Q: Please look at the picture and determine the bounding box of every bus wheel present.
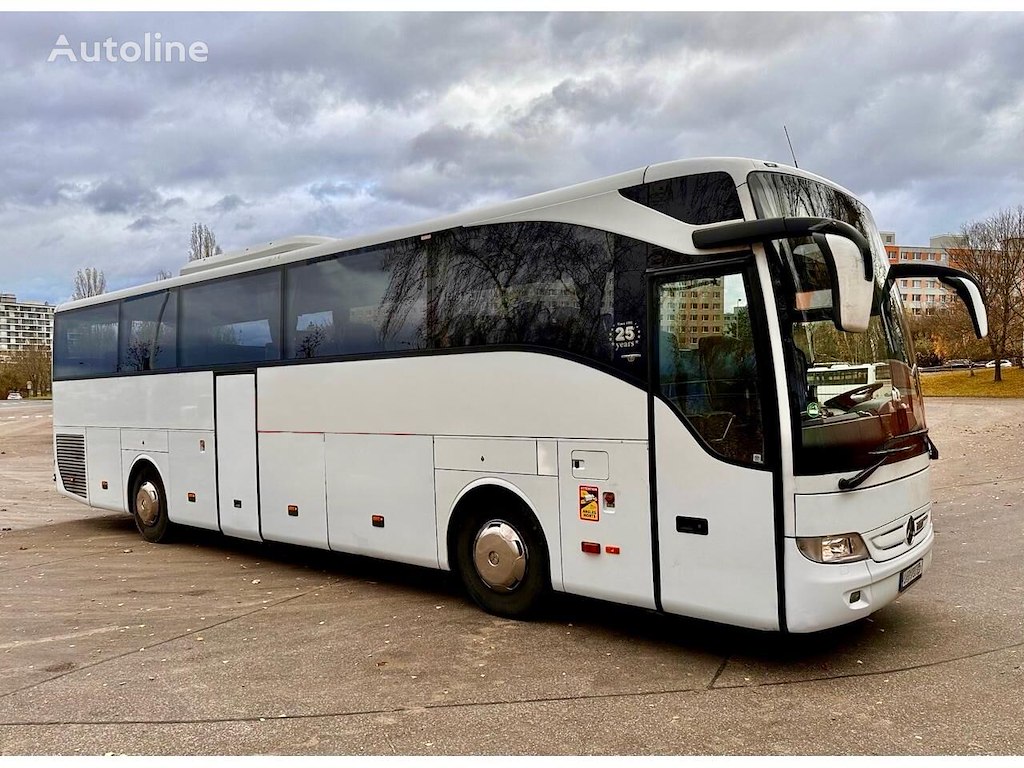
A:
[131,468,172,543]
[454,503,550,619]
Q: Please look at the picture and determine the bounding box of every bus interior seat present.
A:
[658,330,679,375]
[698,335,751,413]
[659,330,713,414]
[788,341,811,412]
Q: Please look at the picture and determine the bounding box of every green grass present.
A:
[920,366,1024,398]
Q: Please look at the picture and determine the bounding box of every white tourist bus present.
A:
[806,361,892,404]
[52,158,988,632]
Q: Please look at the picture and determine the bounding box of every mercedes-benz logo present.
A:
[905,517,916,546]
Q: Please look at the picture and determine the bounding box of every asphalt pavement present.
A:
[0,398,1021,755]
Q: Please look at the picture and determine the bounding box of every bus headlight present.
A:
[796,533,869,564]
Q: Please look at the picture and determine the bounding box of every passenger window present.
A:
[119,290,177,372]
[285,242,427,359]
[657,271,765,464]
[180,271,281,368]
[53,303,119,379]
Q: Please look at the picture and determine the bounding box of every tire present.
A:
[453,500,550,619]
[130,467,172,543]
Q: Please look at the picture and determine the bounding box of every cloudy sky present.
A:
[3,12,1023,305]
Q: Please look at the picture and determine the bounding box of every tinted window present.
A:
[285,240,426,359]
[620,172,743,225]
[379,222,647,381]
[180,271,281,367]
[53,223,651,385]
[119,290,177,372]
[656,270,765,465]
[53,303,119,379]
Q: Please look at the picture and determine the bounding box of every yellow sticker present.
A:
[579,485,599,522]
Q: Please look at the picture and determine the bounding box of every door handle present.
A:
[676,516,708,535]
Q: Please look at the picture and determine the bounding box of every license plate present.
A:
[899,559,924,591]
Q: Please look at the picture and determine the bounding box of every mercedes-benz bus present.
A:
[51,158,987,632]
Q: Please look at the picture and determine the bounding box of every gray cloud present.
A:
[126,214,176,232]
[82,178,161,215]
[208,194,248,213]
[2,12,1024,303]
[308,181,358,202]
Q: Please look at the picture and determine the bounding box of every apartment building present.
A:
[0,293,55,356]
[880,232,960,314]
[658,278,726,349]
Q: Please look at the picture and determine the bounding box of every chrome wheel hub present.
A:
[135,481,160,526]
[473,520,528,592]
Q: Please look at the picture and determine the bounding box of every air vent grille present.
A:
[55,434,87,498]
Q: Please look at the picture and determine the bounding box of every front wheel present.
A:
[130,468,172,543]
[454,503,550,619]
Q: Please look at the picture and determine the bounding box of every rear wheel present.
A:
[454,501,550,618]
[131,468,172,543]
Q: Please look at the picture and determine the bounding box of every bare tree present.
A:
[72,267,106,300]
[188,222,223,262]
[947,207,1024,381]
[0,346,53,397]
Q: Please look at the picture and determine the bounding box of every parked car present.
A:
[984,359,1013,368]
[946,359,972,368]
[6,392,22,400]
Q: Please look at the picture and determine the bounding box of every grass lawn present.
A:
[920,366,1024,397]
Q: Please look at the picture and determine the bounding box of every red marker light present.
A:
[603,492,615,509]
[605,545,620,555]
[287,505,299,517]
[187,492,196,503]
[581,541,601,554]
[371,515,385,528]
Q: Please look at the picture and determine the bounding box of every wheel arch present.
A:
[124,454,165,514]
[443,477,555,584]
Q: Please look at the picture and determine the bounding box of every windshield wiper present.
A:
[837,428,931,491]
[888,427,939,459]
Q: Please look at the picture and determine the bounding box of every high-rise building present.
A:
[879,232,961,314]
[0,293,55,357]
[658,278,726,349]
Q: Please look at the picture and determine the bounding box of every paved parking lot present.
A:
[1,398,1022,755]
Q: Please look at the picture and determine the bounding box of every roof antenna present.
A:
[784,125,799,168]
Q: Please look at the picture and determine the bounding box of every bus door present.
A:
[215,372,261,541]
[650,263,781,630]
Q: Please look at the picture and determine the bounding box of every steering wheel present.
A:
[824,381,885,411]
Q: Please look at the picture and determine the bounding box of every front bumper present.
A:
[784,527,934,633]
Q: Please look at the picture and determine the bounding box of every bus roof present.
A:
[56,157,858,313]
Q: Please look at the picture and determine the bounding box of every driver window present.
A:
[657,271,765,465]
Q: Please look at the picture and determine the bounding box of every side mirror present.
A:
[814,233,873,333]
[886,264,988,338]
[694,216,875,333]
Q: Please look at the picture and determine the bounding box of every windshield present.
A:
[749,171,928,476]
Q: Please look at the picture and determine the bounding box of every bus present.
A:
[806,361,892,404]
[51,158,988,633]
